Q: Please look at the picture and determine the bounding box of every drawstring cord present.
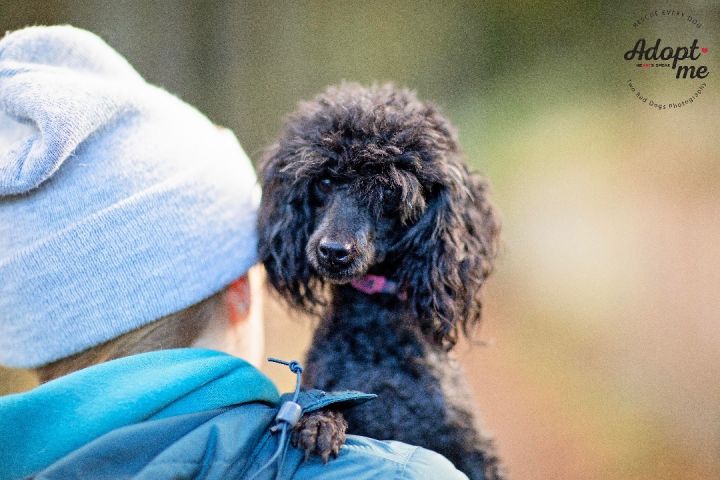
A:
[247,358,304,480]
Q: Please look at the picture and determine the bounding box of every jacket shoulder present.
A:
[292,435,468,480]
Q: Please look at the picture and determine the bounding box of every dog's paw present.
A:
[292,409,348,463]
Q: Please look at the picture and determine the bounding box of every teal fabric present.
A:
[30,405,466,480]
[0,348,468,480]
[0,349,278,479]
[296,436,467,480]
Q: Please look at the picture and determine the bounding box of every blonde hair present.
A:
[35,290,225,383]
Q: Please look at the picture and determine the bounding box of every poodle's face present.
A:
[259,83,500,345]
[305,168,425,283]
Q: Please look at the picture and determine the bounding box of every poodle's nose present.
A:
[318,239,354,265]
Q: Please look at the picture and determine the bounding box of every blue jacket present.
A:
[0,349,467,479]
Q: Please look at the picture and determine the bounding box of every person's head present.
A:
[0,26,263,381]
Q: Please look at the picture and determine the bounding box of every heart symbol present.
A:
[642,63,651,68]
[701,47,709,54]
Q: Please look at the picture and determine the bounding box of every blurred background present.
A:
[1,1,718,478]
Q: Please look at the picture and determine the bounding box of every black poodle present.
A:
[258,83,504,479]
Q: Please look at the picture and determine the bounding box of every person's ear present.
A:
[225,276,250,326]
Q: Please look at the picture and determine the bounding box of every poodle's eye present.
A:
[380,188,400,215]
[316,177,333,195]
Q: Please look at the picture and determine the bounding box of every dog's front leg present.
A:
[292,409,348,463]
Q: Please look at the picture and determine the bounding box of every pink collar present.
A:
[350,274,407,301]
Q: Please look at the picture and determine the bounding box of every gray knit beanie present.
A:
[0,26,259,367]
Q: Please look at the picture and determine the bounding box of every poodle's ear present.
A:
[257,144,325,314]
[396,161,500,348]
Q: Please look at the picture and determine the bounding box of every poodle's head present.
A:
[258,83,500,346]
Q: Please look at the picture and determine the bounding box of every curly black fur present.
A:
[293,409,347,463]
[259,83,504,479]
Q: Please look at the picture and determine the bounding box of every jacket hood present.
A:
[0,348,279,479]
